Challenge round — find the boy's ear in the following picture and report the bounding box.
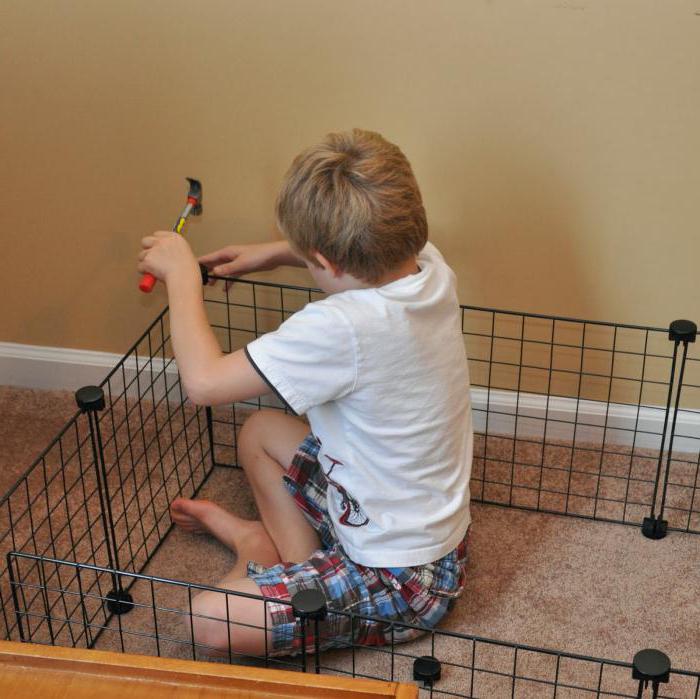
[312,251,344,278]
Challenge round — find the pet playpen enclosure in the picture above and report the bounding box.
[1,276,699,697]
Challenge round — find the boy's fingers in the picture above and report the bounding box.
[207,260,246,292]
[211,261,245,277]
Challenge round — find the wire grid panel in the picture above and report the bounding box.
[202,278,685,529]
[666,338,700,534]
[7,554,700,698]
[0,413,113,643]
[0,308,214,643]
[97,309,213,574]
[203,279,325,468]
[6,553,302,668]
[318,618,700,699]
[464,308,677,526]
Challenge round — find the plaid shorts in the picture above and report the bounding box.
[247,433,470,655]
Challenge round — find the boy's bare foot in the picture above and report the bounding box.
[170,498,280,566]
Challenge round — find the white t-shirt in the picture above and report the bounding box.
[245,242,473,567]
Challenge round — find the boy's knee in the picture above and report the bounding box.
[237,410,272,465]
[189,588,271,657]
[190,592,230,654]
[237,410,307,477]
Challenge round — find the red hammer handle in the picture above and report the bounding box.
[139,273,157,293]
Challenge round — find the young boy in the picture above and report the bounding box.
[137,129,473,657]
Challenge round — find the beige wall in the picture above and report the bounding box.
[2,0,699,355]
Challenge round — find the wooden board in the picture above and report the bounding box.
[0,641,418,698]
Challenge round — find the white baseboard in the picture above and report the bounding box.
[0,342,179,401]
[2,342,698,452]
[472,387,699,452]
[0,342,123,391]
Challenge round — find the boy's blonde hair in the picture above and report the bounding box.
[275,129,428,283]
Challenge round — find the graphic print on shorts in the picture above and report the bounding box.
[315,437,369,527]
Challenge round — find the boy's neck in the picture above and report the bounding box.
[373,256,421,287]
[332,256,420,293]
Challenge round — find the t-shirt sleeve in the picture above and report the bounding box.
[244,301,357,415]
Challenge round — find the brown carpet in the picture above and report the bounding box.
[1,385,698,691]
[0,387,80,496]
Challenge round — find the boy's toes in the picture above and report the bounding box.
[170,498,208,532]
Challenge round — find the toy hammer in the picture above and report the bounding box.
[139,178,203,293]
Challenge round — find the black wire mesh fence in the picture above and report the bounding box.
[0,307,212,642]
[463,310,699,536]
[1,276,699,695]
[205,279,700,537]
[203,279,325,469]
[0,411,106,643]
[6,554,700,698]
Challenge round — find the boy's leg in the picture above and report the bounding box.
[236,410,322,562]
[189,576,274,657]
[172,501,280,576]
[172,410,323,656]
[171,409,321,564]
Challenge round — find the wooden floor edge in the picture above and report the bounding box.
[0,640,418,698]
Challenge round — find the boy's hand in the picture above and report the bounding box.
[138,231,200,287]
[199,242,288,290]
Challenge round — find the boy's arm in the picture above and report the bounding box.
[199,240,307,279]
[139,232,269,406]
[167,275,268,405]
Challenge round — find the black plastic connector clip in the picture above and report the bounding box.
[633,648,670,695]
[413,655,441,687]
[199,262,209,286]
[642,515,668,540]
[106,588,134,615]
[292,588,327,674]
[668,319,697,343]
[75,385,105,412]
[291,588,327,622]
